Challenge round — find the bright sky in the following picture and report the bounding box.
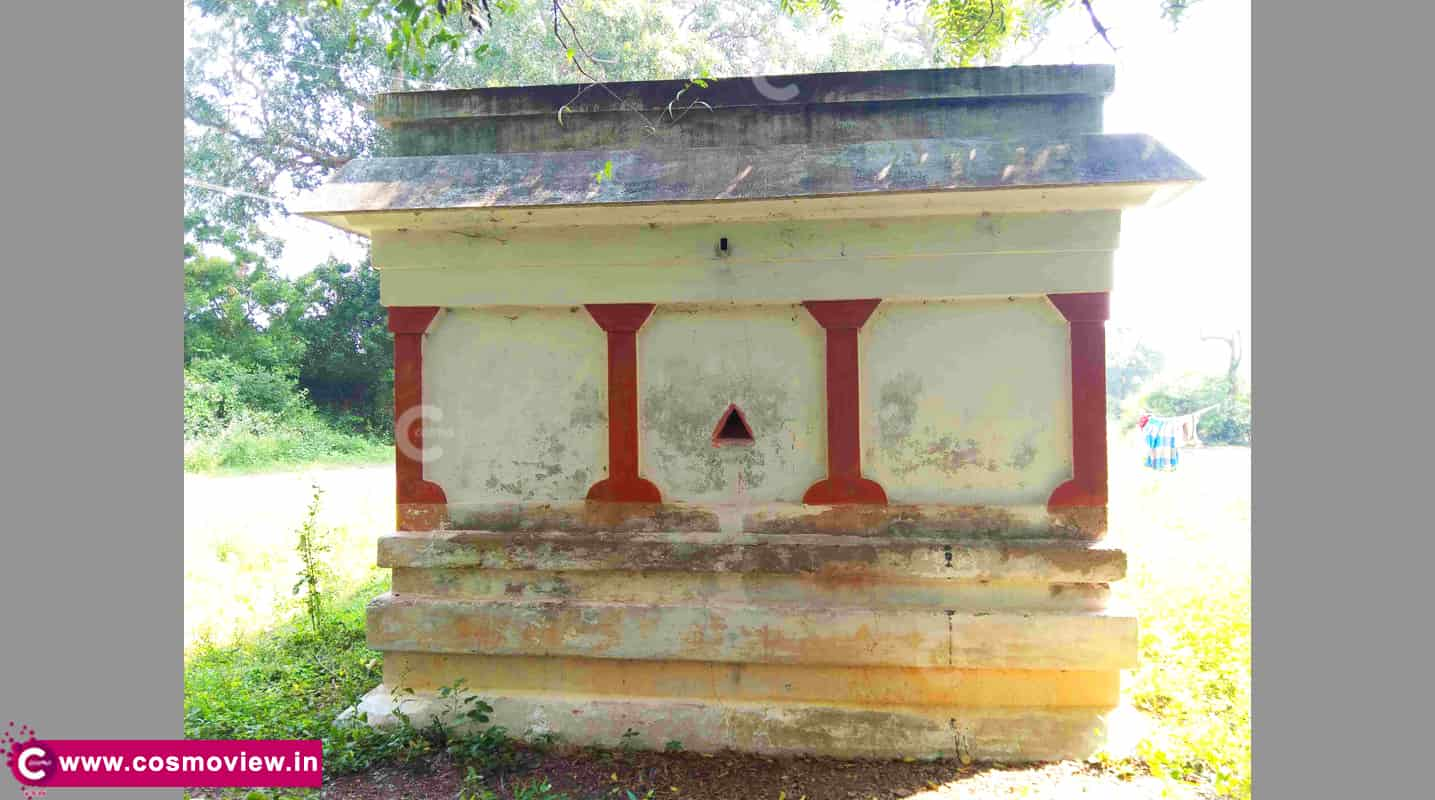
[1022,1,1251,380]
[205,1,1249,381]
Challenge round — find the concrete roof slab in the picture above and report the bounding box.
[295,133,1200,234]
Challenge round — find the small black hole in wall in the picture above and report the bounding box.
[712,403,755,446]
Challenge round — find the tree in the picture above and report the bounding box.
[185,0,392,251]
[184,215,305,372]
[293,259,395,434]
[309,0,1204,78]
[1106,327,1165,420]
[1200,328,1244,397]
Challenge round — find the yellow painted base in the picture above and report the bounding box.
[384,653,1122,709]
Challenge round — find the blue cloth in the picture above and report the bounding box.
[1144,418,1180,471]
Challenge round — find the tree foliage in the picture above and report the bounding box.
[184,221,394,435]
[1106,327,1165,420]
[292,260,394,433]
[312,0,1204,78]
[185,0,392,248]
[184,214,306,372]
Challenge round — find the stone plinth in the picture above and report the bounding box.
[347,504,1133,761]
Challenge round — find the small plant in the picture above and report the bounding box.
[663,739,683,753]
[458,766,499,800]
[618,728,641,754]
[422,679,489,747]
[451,725,519,769]
[529,730,563,753]
[512,777,570,800]
[417,679,530,774]
[292,482,332,635]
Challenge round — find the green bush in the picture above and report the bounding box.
[184,357,389,472]
[185,357,306,435]
[184,408,390,472]
[185,579,395,772]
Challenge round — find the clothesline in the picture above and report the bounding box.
[1138,404,1221,419]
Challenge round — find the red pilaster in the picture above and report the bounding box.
[584,303,663,503]
[1046,292,1110,511]
[801,299,888,505]
[389,306,448,530]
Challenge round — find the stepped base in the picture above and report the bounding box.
[348,683,1130,762]
[360,517,1135,761]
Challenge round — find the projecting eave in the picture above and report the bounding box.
[295,133,1201,237]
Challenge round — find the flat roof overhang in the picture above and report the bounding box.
[294,133,1201,237]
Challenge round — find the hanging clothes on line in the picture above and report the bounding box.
[1140,415,1180,471]
[1170,413,1200,448]
[1138,405,1220,471]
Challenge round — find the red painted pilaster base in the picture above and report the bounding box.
[584,303,663,503]
[389,306,449,531]
[801,299,888,505]
[1046,292,1110,512]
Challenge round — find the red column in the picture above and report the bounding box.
[584,303,663,503]
[1046,292,1110,511]
[801,299,888,505]
[389,306,448,531]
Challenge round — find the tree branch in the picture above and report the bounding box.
[185,108,353,172]
[1080,0,1117,52]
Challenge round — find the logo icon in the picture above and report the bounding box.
[3,723,49,799]
[751,75,800,102]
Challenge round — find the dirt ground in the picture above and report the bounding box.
[321,748,1194,800]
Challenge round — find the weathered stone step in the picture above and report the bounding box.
[378,530,1126,583]
[429,501,1105,541]
[392,567,1111,611]
[367,594,1136,671]
[350,684,1127,762]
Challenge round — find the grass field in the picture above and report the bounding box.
[183,435,391,475]
[1105,442,1251,799]
[184,465,392,648]
[183,438,1250,799]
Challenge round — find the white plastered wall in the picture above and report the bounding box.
[423,307,608,504]
[862,297,1073,505]
[394,209,1102,508]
